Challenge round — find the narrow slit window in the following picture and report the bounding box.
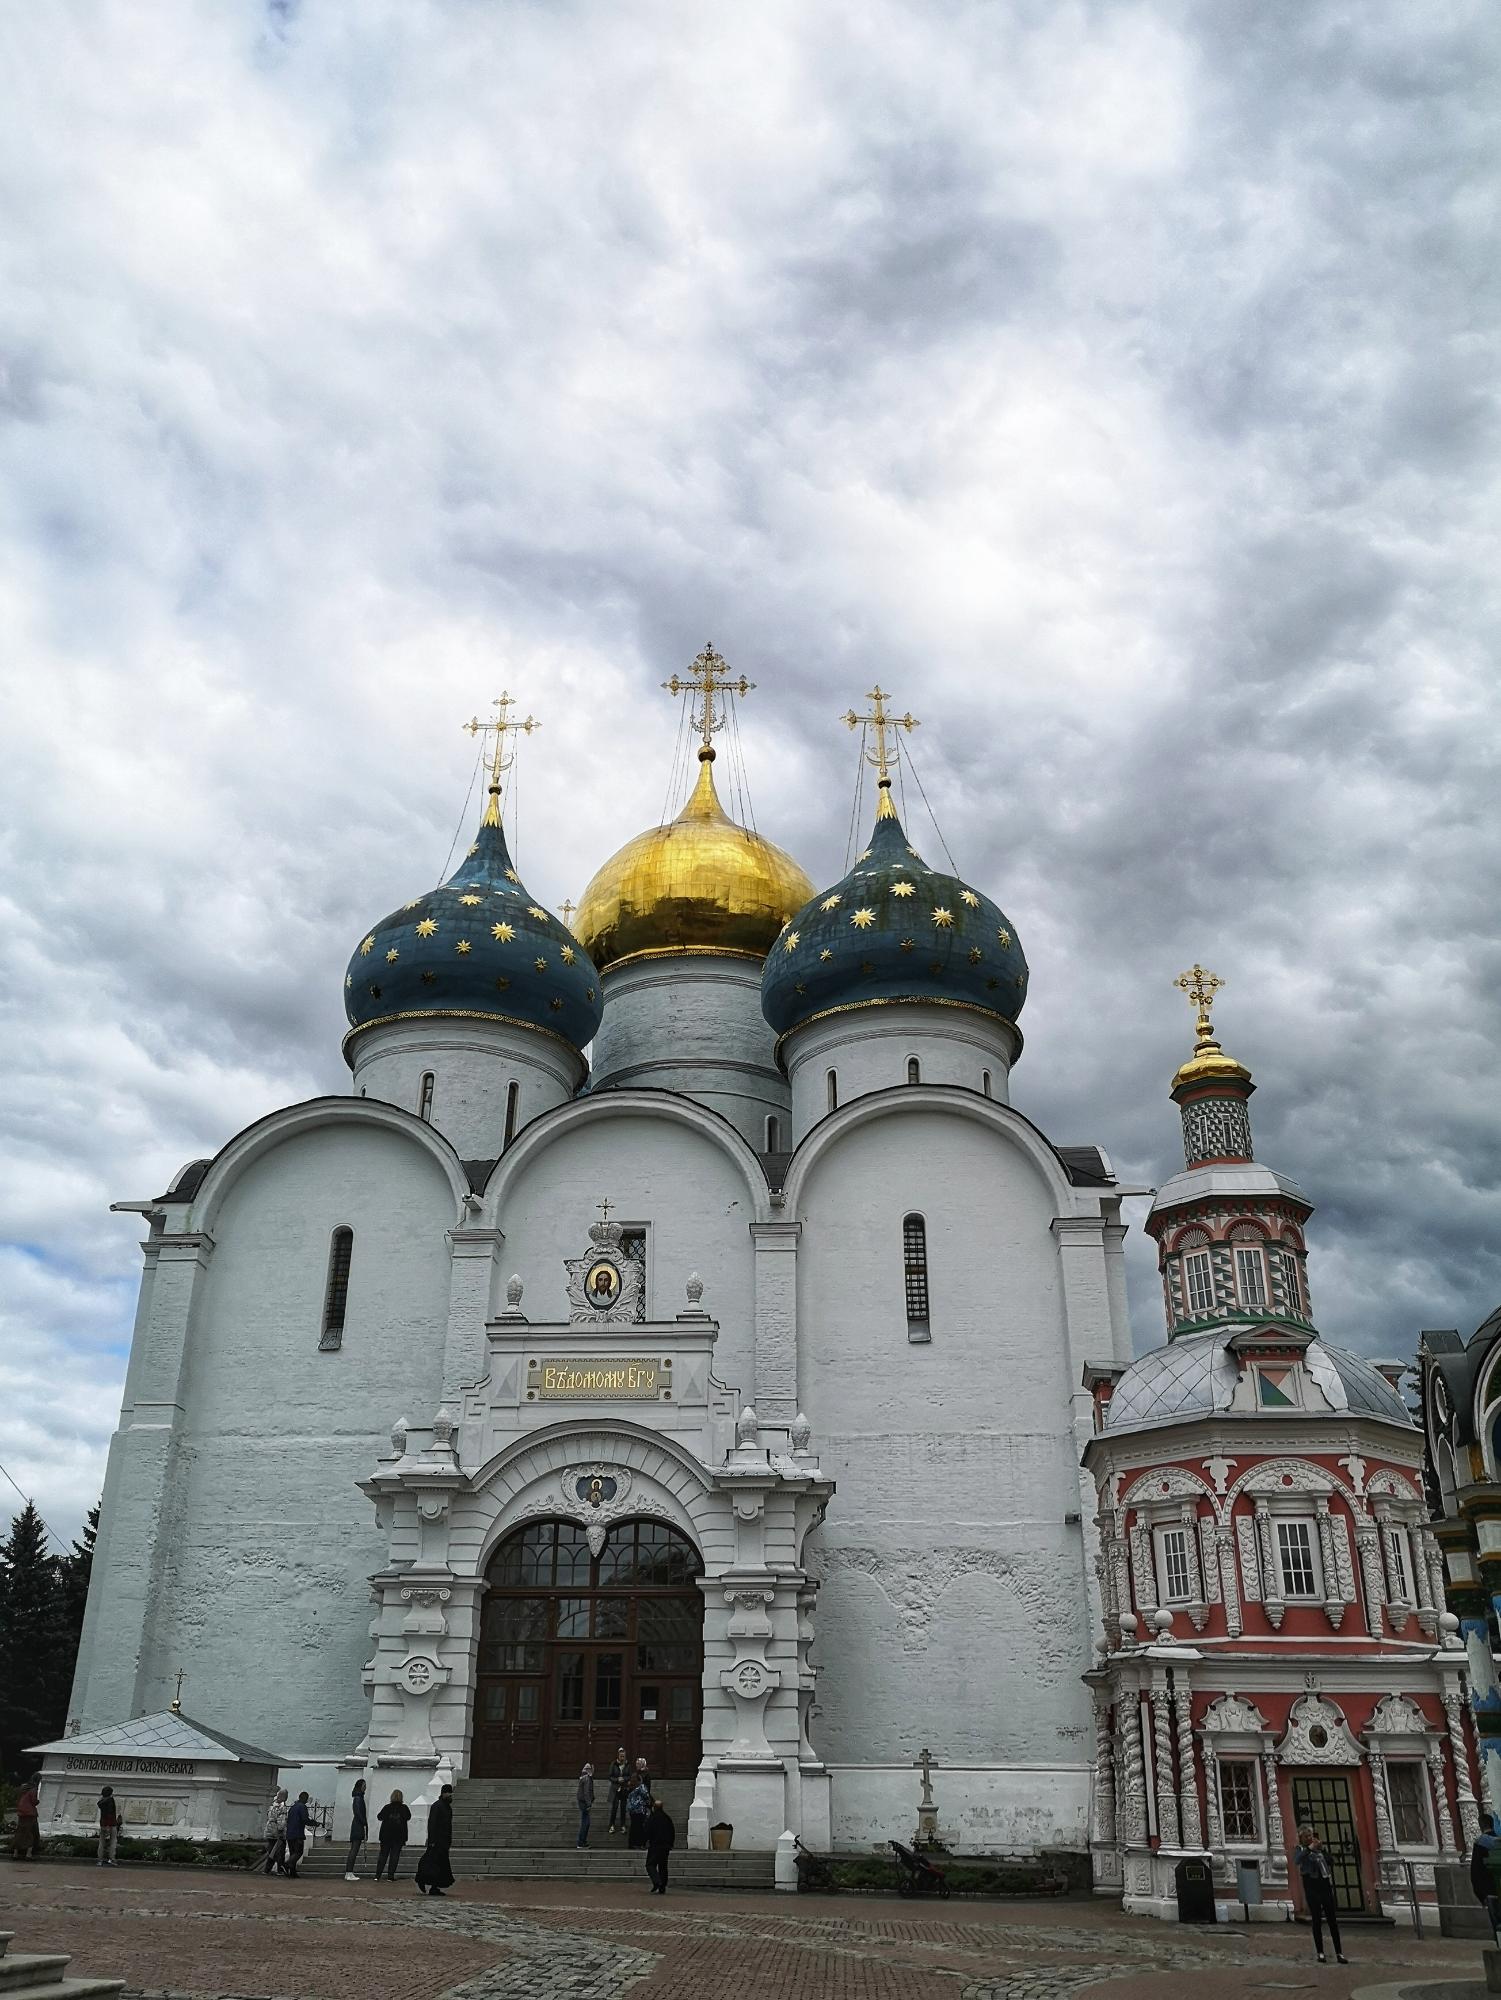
[982,1070,992,1098]
[1158,1527,1193,1603]
[418,1071,435,1122]
[504,1080,519,1147]
[826,1069,838,1113]
[320,1228,353,1351]
[906,1057,920,1085]
[903,1212,931,1342]
[764,1114,781,1152]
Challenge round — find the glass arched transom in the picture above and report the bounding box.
[472,1517,703,1781]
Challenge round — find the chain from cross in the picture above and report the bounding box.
[662,642,754,750]
[1174,963,1225,1042]
[842,684,919,787]
[463,692,540,793]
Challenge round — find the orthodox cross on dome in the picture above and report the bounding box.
[596,1196,615,1224]
[662,642,754,755]
[559,897,577,929]
[463,691,540,827]
[171,1667,184,1715]
[843,684,919,817]
[1174,961,1225,1047]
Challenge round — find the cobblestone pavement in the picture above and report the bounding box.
[2,1864,1488,2000]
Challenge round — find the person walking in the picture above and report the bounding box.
[375,1789,411,1881]
[283,1791,312,1878]
[626,1759,652,1848]
[261,1787,289,1875]
[606,1749,631,1834]
[576,1763,595,1848]
[13,1780,40,1860]
[1471,1818,1501,1942]
[1293,1826,1348,1966]
[644,1797,676,1896]
[415,1784,455,1897]
[96,1785,120,1867]
[343,1778,369,1881]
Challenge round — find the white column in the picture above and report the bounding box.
[1152,1669,1180,1847]
[1357,1526,1387,1633]
[1120,1687,1148,1845]
[1429,1739,1459,1854]
[1257,1503,1284,1630]
[1093,1691,1117,1845]
[1316,1500,1344,1631]
[1218,1528,1243,1638]
[750,1221,800,1424]
[1172,1669,1202,1848]
[1261,1750,1287,1883]
[1444,1690,1483,1847]
[1369,1748,1395,1854]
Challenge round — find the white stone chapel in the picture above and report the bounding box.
[69,657,1136,1853]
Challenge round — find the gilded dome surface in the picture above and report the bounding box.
[576,749,814,973]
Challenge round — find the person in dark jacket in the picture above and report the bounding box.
[13,1781,40,1860]
[626,1761,652,1849]
[576,1763,595,1848]
[606,1749,631,1834]
[375,1789,412,1881]
[1470,1820,1501,1941]
[645,1798,676,1895]
[1292,1827,1348,1965]
[415,1784,455,1897]
[284,1791,312,1877]
[344,1778,368,1881]
[96,1786,120,1867]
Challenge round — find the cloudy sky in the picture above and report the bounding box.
[3,0,1498,1543]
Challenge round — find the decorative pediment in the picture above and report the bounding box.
[1277,1693,1362,1767]
[1366,1694,1429,1738]
[1202,1692,1267,1735]
[1122,1466,1213,1510]
[564,1209,643,1325]
[1366,1469,1421,1503]
[1235,1458,1334,1500]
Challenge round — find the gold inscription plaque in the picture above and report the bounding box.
[534,1358,664,1400]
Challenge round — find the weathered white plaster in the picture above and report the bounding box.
[349,1016,584,1158]
[783,1002,1019,1145]
[824,1762,1091,1855]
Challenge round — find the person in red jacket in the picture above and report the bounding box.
[13,1781,40,1859]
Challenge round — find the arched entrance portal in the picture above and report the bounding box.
[473,1517,704,1779]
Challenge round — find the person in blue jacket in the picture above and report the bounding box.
[283,1792,312,1879]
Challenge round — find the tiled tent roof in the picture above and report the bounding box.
[1105,1327,1413,1433]
[28,1709,284,1764]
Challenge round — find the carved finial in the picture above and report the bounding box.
[431,1410,456,1451]
[736,1405,759,1447]
[842,684,920,819]
[662,642,754,757]
[391,1417,410,1457]
[462,691,540,828]
[685,1271,704,1307]
[790,1410,812,1454]
[506,1273,524,1308]
[1173,962,1225,1050]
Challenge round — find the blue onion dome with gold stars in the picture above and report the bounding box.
[760,780,1029,1042]
[343,780,602,1056]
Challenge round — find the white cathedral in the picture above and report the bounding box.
[69,657,1136,1854]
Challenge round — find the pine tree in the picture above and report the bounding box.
[57,1500,100,1642]
[0,1502,66,1775]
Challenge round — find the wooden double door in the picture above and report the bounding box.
[472,1516,703,1780]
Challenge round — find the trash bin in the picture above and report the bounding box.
[1236,1859,1263,1915]
[1175,1856,1217,1924]
[710,1823,734,1851]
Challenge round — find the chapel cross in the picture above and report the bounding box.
[842,685,919,815]
[171,1667,185,1716]
[560,897,577,929]
[1173,962,1225,1045]
[463,692,540,825]
[596,1197,615,1225]
[662,642,755,752]
[917,1745,934,1807]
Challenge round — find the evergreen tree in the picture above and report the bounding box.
[0,1502,65,1774]
[57,1500,100,1640]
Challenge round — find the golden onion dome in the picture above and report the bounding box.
[576,747,814,973]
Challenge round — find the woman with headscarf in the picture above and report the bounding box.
[415,1784,455,1897]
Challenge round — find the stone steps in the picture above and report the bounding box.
[296,1845,771,1886]
[450,1777,693,1847]
[0,1928,124,2000]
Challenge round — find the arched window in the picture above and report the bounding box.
[418,1071,435,1122]
[826,1069,838,1113]
[903,1212,931,1342]
[1230,1225,1267,1310]
[764,1114,781,1152]
[504,1080,520,1147]
[319,1227,353,1351]
[982,1070,992,1098]
[906,1057,921,1085]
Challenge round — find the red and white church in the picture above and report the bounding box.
[1082,972,1483,1921]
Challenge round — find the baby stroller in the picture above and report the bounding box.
[890,1838,951,1898]
[793,1835,836,1893]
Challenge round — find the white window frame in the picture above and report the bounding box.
[1384,1757,1434,1848]
[1234,1243,1268,1309]
[1387,1525,1414,1603]
[1275,1515,1323,1600]
[1183,1249,1215,1315]
[1216,1757,1262,1845]
[1154,1525,1195,1605]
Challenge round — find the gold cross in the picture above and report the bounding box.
[560,897,577,929]
[843,685,919,815]
[596,1196,615,1224]
[463,692,540,824]
[662,643,754,751]
[171,1667,184,1715]
[1174,963,1225,1044]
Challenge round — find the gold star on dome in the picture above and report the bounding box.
[404,900,421,911]
[528,906,549,922]
[492,922,515,942]
[851,908,876,929]
[794,980,806,994]
[900,937,915,952]
[495,975,511,991]
[459,893,481,906]
[858,848,871,862]
[456,939,472,954]
[783,930,800,953]
[385,948,399,963]
[586,986,596,1001]
[1017,968,1027,986]
[996,926,1012,948]
[549,997,564,1011]
[960,890,980,908]
[415,918,438,938]
[561,944,576,964]
[931,908,953,928]
[907,847,922,859]
[534,956,547,973]
[860,959,875,975]
[345,974,352,988]
[819,947,833,961]
[421,969,437,984]
[505,869,519,883]
[821,894,841,912]
[360,937,374,955]
[468,844,479,857]
[891,881,916,898]
[968,946,982,964]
